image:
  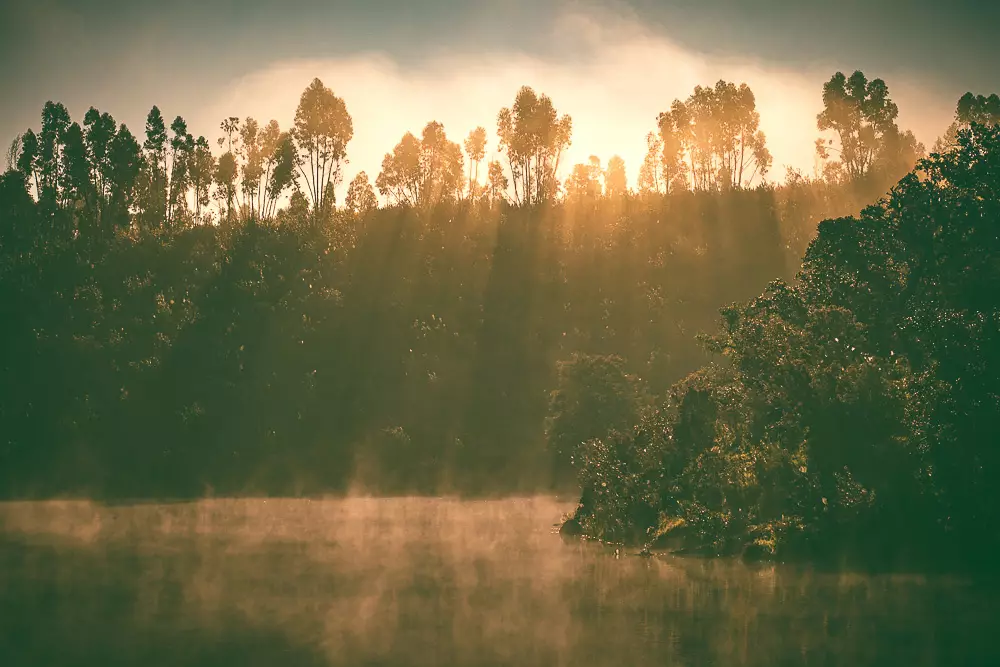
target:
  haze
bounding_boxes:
[0,1,984,189]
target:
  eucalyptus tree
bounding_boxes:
[604,155,628,198]
[658,80,770,191]
[637,131,663,194]
[815,71,904,182]
[345,171,377,215]
[487,160,508,203]
[463,126,487,198]
[292,78,353,214]
[934,92,1000,152]
[496,86,572,206]
[376,121,464,207]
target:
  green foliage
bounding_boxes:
[0,79,946,505]
[572,124,1000,570]
[545,353,642,486]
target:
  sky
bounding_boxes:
[2,0,998,190]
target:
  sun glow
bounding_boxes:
[166,9,952,195]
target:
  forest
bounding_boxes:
[1,67,998,567]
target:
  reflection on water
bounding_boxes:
[1,497,997,666]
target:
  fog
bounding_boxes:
[192,9,954,191]
[3,7,955,192]
[1,497,995,666]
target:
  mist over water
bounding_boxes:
[1,497,996,666]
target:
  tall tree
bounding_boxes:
[655,109,688,192]
[59,121,92,211]
[38,101,71,207]
[815,71,900,182]
[935,92,1000,152]
[106,123,142,224]
[957,92,1000,126]
[566,156,603,201]
[141,106,168,226]
[345,171,377,215]
[604,155,628,198]
[17,130,39,194]
[215,151,238,223]
[4,134,20,173]
[188,136,215,222]
[292,78,353,214]
[265,133,297,220]
[496,86,572,206]
[376,121,464,207]
[168,115,193,225]
[463,126,487,198]
[487,159,508,203]
[637,131,663,194]
[659,81,770,191]
[83,108,117,215]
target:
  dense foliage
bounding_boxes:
[570,123,1000,570]
[0,70,942,501]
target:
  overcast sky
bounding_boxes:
[2,0,997,187]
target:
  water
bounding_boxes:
[0,497,996,667]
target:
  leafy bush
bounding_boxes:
[572,125,1000,568]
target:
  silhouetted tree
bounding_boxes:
[497,86,572,205]
[815,71,910,183]
[487,159,508,203]
[292,78,353,214]
[566,156,603,201]
[661,81,770,191]
[140,106,167,227]
[463,126,487,198]
[637,132,664,194]
[934,92,1000,152]
[376,121,463,207]
[345,171,377,215]
[604,156,628,198]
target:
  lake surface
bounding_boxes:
[0,497,997,666]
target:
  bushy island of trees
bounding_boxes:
[2,66,997,568]
[558,99,1000,572]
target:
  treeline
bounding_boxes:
[0,70,959,498]
[562,116,1000,571]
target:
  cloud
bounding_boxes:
[19,4,956,193]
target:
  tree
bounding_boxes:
[265,133,297,220]
[496,86,572,206]
[375,132,421,206]
[655,109,688,192]
[566,156,603,201]
[189,136,215,222]
[59,121,92,211]
[604,155,628,198]
[4,135,20,173]
[487,159,508,203]
[168,115,193,225]
[815,71,902,182]
[956,92,1000,127]
[292,78,353,214]
[141,105,168,226]
[637,132,663,194]
[934,92,1000,152]
[82,108,117,214]
[345,171,377,215]
[463,126,487,198]
[17,130,39,193]
[545,353,642,488]
[659,81,770,191]
[375,121,464,207]
[215,151,238,223]
[235,118,284,220]
[38,101,71,207]
[106,124,142,223]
